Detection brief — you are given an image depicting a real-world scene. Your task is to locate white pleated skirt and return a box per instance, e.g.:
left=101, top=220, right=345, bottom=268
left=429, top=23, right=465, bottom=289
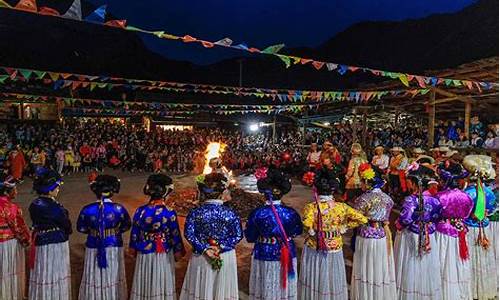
left=298, top=246, right=346, bottom=300
left=467, top=226, right=498, bottom=300
left=78, top=247, right=127, bottom=300
left=394, top=230, right=442, bottom=300
left=29, top=241, right=71, bottom=300
left=0, top=239, right=26, bottom=300
left=250, top=256, right=298, bottom=300
left=486, top=221, right=499, bottom=288
left=435, top=232, right=472, bottom=300
left=351, top=236, right=397, bottom=300
left=130, top=251, right=176, bottom=300
left=180, top=250, right=238, bottom=300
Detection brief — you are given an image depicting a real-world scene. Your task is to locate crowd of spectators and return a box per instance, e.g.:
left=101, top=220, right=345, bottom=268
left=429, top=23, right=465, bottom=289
left=0, top=116, right=497, bottom=182
left=305, top=116, right=498, bottom=151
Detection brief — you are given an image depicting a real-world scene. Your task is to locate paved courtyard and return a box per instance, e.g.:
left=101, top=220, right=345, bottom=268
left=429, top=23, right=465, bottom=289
left=14, top=170, right=357, bottom=299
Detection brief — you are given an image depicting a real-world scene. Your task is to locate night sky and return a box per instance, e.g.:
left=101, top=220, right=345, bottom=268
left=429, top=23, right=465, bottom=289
left=89, top=0, right=477, bottom=65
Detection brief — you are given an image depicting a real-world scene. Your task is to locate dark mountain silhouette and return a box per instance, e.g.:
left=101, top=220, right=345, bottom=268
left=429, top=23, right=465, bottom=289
left=0, top=0, right=497, bottom=91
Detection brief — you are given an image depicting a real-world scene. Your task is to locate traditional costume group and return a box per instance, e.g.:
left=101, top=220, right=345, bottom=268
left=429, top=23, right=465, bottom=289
left=0, top=147, right=498, bottom=300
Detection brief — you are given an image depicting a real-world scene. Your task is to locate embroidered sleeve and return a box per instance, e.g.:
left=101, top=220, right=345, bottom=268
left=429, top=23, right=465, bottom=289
left=343, top=203, right=368, bottom=229
left=76, top=210, right=89, bottom=234
left=118, top=206, right=132, bottom=233
left=129, top=208, right=142, bottom=250
left=288, top=209, right=303, bottom=237
left=167, top=210, right=185, bottom=256
left=9, top=207, right=31, bottom=247
left=54, top=205, right=72, bottom=235
left=184, top=210, right=209, bottom=254
left=352, top=193, right=369, bottom=214
left=244, top=210, right=259, bottom=243
left=302, top=203, right=315, bottom=232
left=221, top=211, right=243, bottom=251
left=399, top=196, right=417, bottom=227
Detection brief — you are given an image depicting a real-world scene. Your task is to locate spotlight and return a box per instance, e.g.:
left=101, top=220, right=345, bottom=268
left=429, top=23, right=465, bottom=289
left=249, top=123, right=259, bottom=132
left=323, top=122, right=330, bottom=126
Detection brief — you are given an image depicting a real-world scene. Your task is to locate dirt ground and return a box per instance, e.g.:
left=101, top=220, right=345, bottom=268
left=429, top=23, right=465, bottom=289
left=14, top=170, right=357, bottom=299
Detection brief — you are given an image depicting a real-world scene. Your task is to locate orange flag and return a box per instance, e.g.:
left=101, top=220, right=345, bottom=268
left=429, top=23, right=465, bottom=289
left=105, top=20, right=127, bottom=28
left=15, top=0, right=37, bottom=12
left=39, top=6, right=60, bottom=16
left=182, top=35, right=197, bottom=43
left=200, top=40, right=214, bottom=48
left=312, top=61, right=325, bottom=70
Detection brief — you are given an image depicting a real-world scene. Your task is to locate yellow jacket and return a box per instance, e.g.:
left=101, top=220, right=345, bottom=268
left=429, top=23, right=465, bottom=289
left=303, top=197, right=367, bottom=252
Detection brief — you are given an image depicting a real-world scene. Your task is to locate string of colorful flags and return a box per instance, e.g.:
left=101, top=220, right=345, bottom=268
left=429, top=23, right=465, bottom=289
left=0, top=66, right=430, bottom=103
left=62, top=107, right=301, bottom=116
left=0, top=92, right=321, bottom=112
left=1, top=0, right=497, bottom=90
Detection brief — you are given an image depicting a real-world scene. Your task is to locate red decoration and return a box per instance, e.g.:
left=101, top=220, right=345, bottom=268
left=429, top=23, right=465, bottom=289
left=282, top=153, right=291, bottom=162
left=254, top=167, right=268, bottom=180
left=458, top=229, right=469, bottom=261
left=302, top=171, right=315, bottom=186
left=358, top=162, right=371, bottom=173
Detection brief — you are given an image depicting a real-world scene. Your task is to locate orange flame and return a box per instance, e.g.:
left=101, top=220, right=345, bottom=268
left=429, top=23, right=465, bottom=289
left=203, top=142, right=227, bottom=174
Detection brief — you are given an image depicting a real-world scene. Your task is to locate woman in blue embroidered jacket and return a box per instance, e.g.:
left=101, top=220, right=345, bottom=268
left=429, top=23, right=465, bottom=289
left=28, top=167, right=72, bottom=300
left=462, top=155, right=498, bottom=300
left=77, top=174, right=131, bottom=300
left=130, top=173, right=185, bottom=300
left=180, top=168, right=243, bottom=300
left=245, top=165, right=303, bottom=300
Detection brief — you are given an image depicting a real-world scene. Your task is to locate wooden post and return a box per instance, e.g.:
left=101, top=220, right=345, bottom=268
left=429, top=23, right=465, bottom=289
left=427, top=91, right=436, bottom=148
left=362, top=112, right=367, bottom=147
left=465, top=99, right=471, bottom=139
left=56, top=99, right=62, bottom=122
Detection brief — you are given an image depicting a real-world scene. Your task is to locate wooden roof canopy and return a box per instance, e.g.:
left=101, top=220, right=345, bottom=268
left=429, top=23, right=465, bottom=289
left=314, top=57, right=499, bottom=120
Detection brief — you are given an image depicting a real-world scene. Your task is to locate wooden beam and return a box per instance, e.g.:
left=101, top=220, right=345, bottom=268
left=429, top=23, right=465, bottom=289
left=465, top=99, right=471, bottom=139
left=428, top=91, right=436, bottom=148
left=432, top=87, right=458, bottom=98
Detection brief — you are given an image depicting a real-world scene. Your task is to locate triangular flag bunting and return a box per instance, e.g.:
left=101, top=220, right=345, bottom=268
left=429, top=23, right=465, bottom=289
left=463, top=80, right=473, bottom=90
left=214, top=38, right=233, bottom=47
left=398, top=74, right=409, bottom=87
left=105, top=19, right=127, bottom=28
left=326, top=63, right=337, bottom=71
left=39, top=6, right=60, bottom=16
left=0, top=75, right=8, bottom=83
left=19, top=69, right=33, bottom=80
left=85, top=5, right=106, bottom=23
left=233, top=43, right=249, bottom=50
left=153, top=31, right=164, bottom=38
left=276, top=55, right=291, bottom=68
left=62, top=0, right=81, bottom=20
left=0, top=0, right=12, bottom=8
left=290, top=56, right=301, bottom=65
left=15, top=0, right=37, bottom=12
left=182, top=35, right=197, bottom=43
left=200, top=40, right=214, bottom=48
left=262, top=44, right=285, bottom=54
left=48, top=72, right=60, bottom=81
left=312, top=61, right=325, bottom=70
